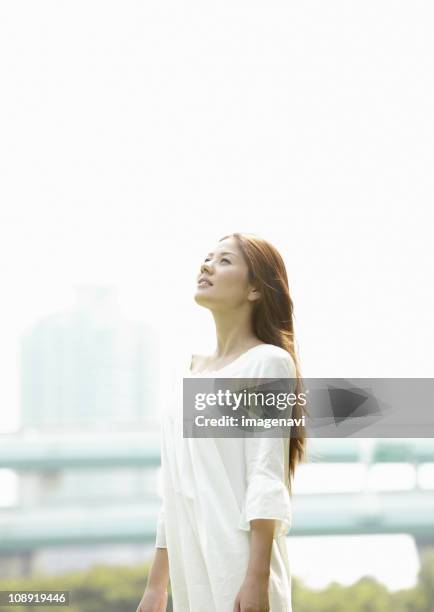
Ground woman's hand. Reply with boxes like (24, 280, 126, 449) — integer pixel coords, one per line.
(136, 586, 168, 612)
(233, 571, 270, 612)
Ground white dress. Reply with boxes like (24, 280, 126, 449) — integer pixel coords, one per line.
(155, 343, 295, 612)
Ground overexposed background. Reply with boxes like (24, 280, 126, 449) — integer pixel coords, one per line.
(0, 0, 433, 592)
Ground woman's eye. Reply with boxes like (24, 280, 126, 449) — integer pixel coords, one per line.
(203, 256, 230, 264)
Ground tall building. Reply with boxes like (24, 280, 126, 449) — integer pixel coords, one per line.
(19, 285, 159, 430)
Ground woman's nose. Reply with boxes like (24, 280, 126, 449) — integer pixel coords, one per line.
(201, 262, 212, 274)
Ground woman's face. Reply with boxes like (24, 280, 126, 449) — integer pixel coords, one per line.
(194, 236, 259, 310)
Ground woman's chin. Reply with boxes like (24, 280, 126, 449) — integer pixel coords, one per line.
(194, 292, 213, 307)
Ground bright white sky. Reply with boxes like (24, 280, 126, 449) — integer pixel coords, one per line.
(0, 0, 433, 591)
(0, 0, 433, 431)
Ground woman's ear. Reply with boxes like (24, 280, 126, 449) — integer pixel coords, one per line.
(248, 287, 261, 303)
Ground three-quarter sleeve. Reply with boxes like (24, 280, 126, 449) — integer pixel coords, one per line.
(238, 351, 296, 538)
(238, 435, 292, 537)
(155, 503, 167, 548)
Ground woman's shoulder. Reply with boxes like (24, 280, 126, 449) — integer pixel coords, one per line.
(244, 343, 296, 376)
(252, 343, 290, 357)
(247, 342, 293, 361)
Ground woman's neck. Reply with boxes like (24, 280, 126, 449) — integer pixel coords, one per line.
(210, 308, 261, 358)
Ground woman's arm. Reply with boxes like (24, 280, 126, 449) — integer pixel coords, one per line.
(147, 547, 170, 591)
(233, 519, 274, 612)
(137, 505, 170, 611)
(136, 547, 170, 612)
(234, 353, 296, 611)
(247, 518, 274, 578)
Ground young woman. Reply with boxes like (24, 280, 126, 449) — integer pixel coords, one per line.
(137, 232, 307, 612)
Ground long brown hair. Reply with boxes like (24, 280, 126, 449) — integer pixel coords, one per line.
(219, 232, 307, 495)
